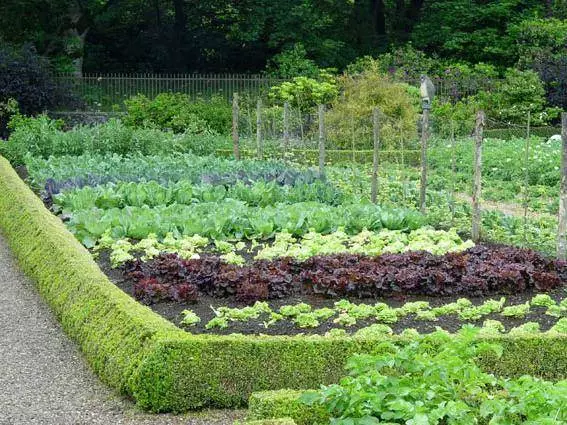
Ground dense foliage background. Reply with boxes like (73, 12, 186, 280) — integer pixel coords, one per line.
(0, 0, 565, 75)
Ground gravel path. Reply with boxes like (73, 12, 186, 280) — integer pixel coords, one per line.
(0, 234, 245, 425)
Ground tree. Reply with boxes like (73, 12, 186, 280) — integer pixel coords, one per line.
(512, 17, 567, 108)
(411, 0, 544, 67)
(0, 0, 119, 75)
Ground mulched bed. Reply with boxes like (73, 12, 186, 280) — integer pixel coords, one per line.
(123, 245, 566, 302)
(98, 247, 567, 336)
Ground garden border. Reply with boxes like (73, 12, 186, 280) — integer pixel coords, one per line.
(0, 155, 566, 413)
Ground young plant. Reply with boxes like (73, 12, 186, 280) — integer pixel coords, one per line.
(502, 302, 531, 319)
(279, 303, 312, 318)
(180, 309, 201, 327)
(508, 322, 540, 335)
(263, 312, 284, 328)
(313, 307, 336, 321)
(293, 313, 320, 329)
(205, 317, 229, 330)
(353, 324, 393, 338)
(375, 308, 399, 324)
(333, 313, 357, 327)
(531, 294, 556, 307)
(550, 318, 567, 334)
(398, 301, 431, 316)
(415, 310, 438, 321)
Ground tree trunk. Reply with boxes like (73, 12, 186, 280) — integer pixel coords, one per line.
(172, 0, 188, 70)
(67, 1, 89, 77)
(372, 0, 386, 37)
(403, 0, 425, 35)
(545, 0, 554, 17)
(68, 28, 89, 77)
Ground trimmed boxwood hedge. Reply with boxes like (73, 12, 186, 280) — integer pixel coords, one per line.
(248, 390, 327, 425)
(215, 148, 421, 166)
(243, 419, 297, 425)
(0, 155, 566, 413)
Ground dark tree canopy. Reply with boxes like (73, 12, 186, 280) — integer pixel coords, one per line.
(0, 0, 565, 74)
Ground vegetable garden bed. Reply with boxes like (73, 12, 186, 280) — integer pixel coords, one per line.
(104, 246, 567, 337)
(2, 151, 567, 414)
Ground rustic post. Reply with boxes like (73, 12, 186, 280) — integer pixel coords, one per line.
(558, 113, 567, 260)
(256, 99, 263, 160)
(371, 108, 381, 204)
(318, 104, 326, 180)
(523, 110, 532, 244)
(232, 93, 240, 160)
(419, 103, 430, 213)
(472, 110, 485, 243)
(283, 101, 290, 154)
(450, 120, 457, 225)
(351, 114, 356, 162)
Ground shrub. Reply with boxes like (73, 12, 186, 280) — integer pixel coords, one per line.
(268, 71, 338, 111)
(266, 43, 321, 79)
(512, 18, 567, 110)
(474, 69, 560, 126)
(346, 46, 439, 83)
(0, 44, 76, 137)
(0, 114, 64, 164)
(0, 98, 19, 139)
(325, 71, 418, 150)
(123, 93, 231, 135)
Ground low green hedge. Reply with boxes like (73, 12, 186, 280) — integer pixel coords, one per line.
(484, 126, 560, 140)
(0, 155, 179, 395)
(215, 148, 421, 166)
(240, 418, 297, 425)
(248, 390, 327, 425)
(0, 155, 566, 413)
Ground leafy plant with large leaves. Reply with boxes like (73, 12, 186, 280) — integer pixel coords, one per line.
(302, 327, 567, 424)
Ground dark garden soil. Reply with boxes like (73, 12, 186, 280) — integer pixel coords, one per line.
(98, 251, 567, 337)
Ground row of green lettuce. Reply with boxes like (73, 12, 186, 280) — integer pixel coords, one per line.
(180, 295, 567, 333)
(67, 201, 425, 248)
(99, 227, 472, 267)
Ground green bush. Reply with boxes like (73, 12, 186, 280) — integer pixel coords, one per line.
(473, 69, 560, 126)
(266, 43, 321, 79)
(123, 93, 231, 135)
(325, 71, 418, 150)
(0, 44, 77, 136)
(269, 71, 338, 111)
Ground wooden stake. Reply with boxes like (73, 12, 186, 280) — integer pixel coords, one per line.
(318, 104, 326, 180)
(256, 99, 263, 160)
(472, 110, 485, 243)
(283, 101, 290, 153)
(419, 107, 430, 213)
(523, 110, 531, 244)
(450, 120, 456, 225)
(371, 108, 380, 204)
(232, 93, 240, 160)
(557, 112, 567, 260)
